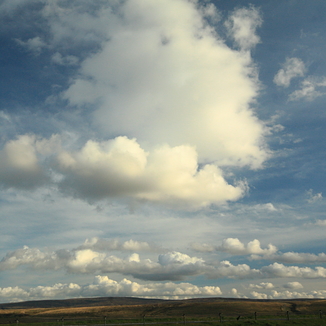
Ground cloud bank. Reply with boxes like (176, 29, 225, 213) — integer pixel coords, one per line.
(191, 238, 277, 256)
(0, 276, 222, 302)
(191, 238, 326, 264)
(0, 135, 246, 209)
(2, 239, 326, 282)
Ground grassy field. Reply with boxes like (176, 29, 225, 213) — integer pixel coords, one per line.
(1, 297, 326, 325)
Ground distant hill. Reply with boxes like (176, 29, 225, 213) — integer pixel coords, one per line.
(0, 296, 168, 309)
(1, 296, 326, 320)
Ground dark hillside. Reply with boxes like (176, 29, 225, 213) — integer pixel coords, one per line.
(0, 296, 170, 309)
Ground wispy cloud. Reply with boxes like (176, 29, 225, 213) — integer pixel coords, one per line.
(191, 238, 277, 255)
(77, 238, 162, 253)
(225, 6, 262, 51)
(274, 57, 306, 87)
(15, 36, 47, 55)
(51, 52, 79, 66)
(306, 189, 323, 204)
(289, 76, 326, 101)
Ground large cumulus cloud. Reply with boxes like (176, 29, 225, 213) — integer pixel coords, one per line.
(63, 0, 268, 168)
(56, 137, 246, 208)
(0, 135, 246, 208)
(0, 0, 271, 209)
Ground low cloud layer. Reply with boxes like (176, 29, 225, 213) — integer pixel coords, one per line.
(191, 238, 277, 256)
(191, 238, 326, 264)
(77, 238, 161, 253)
(2, 239, 326, 282)
(3, 275, 322, 302)
(250, 289, 326, 300)
(0, 276, 222, 302)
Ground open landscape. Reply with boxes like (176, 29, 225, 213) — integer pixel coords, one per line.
(1, 297, 326, 325)
(2, 2, 326, 326)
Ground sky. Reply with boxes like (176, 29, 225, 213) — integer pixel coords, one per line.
(1, 0, 326, 303)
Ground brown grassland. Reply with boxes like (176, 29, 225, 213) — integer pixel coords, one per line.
(1, 297, 326, 325)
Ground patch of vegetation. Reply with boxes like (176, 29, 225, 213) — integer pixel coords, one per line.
(1, 298, 326, 326)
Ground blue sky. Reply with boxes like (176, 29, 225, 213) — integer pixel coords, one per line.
(1, 0, 326, 302)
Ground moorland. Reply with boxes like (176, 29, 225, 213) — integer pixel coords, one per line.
(1, 296, 326, 325)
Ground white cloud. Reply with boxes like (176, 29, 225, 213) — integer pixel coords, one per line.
(225, 6, 262, 51)
(0, 134, 64, 190)
(0, 135, 246, 208)
(274, 57, 306, 87)
(261, 262, 326, 278)
(190, 243, 216, 253)
(0, 111, 11, 122)
(191, 238, 277, 256)
(306, 189, 323, 204)
(0, 246, 71, 271)
(315, 219, 326, 226)
(56, 137, 247, 208)
(85, 275, 224, 298)
(218, 238, 277, 255)
(250, 291, 268, 299)
(0, 0, 39, 13)
(67, 249, 107, 273)
(15, 36, 47, 54)
(0, 245, 209, 281)
(78, 238, 159, 253)
(192, 238, 326, 265)
(207, 260, 260, 279)
(254, 203, 278, 212)
(250, 248, 326, 264)
(0, 241, 261, 281)
(283, 281, 303, 290)
(0, 135, 49, 190)
(158, 252, 204, 266)
(0, 286, 29, 302)
(0, 0, 271, 209)
(289, 76, 326, 101)
(270, 290, 315, 299)
(63, 0, 268, 169)
(3, 241, 326, 283)
(249, 282, 274, 289)
(250, 282, 326, 300)
(231, 288, 239, 297)
(51, 52, 79, 66)
(41, 1, 114, 48)
(271, 252, 326, 264)
(251, 288, 326, 300)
